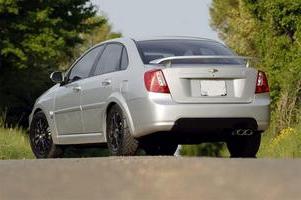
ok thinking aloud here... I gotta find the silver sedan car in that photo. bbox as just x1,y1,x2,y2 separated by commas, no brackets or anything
29,37,270,158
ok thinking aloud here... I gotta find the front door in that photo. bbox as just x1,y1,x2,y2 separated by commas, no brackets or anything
54,46,103,135
54,82,82,135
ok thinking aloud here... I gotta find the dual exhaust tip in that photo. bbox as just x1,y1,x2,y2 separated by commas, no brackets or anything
232,129,254,136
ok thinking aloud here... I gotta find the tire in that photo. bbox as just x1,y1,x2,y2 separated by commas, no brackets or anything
106,105,138,156
143,143,178,156
226,132,261,158
29,111,63,158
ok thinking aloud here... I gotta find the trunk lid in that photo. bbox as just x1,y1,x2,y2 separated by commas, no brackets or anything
160,64,257,104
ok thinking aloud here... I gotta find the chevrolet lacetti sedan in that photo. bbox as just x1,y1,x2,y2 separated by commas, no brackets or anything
29,37,270,158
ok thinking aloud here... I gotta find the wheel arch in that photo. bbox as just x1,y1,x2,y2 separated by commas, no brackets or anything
29,107,44,126
103,94,136,142
30,105,59,144
34,108,43,114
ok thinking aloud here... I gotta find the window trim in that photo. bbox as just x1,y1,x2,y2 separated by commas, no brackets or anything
132,39,146,65
62,44,106,85
90,42,129,77
120,46,129,71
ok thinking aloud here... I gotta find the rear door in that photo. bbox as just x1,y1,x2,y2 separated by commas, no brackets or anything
54,46,101,135
81,43,125,134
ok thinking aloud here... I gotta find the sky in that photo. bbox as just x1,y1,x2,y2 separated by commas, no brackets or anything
92,0,220,41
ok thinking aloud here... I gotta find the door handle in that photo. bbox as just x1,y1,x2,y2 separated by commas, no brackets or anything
101,79,111,87
72,86,81,92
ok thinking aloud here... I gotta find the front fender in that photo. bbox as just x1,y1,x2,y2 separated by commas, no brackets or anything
29,92,58,144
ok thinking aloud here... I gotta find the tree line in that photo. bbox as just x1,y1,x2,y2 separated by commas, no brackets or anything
181,0,300,156
0,0,120,126
210,0,300,133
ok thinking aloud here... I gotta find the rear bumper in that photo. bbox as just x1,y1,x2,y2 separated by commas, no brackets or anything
170,118,258,134
127,93,270,138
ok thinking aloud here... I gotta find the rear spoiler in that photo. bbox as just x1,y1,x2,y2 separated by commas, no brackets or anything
149,56,252,67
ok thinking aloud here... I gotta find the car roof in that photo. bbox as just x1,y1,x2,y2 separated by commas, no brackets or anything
133,36,219,43
103,36,220,44
91,36,225,52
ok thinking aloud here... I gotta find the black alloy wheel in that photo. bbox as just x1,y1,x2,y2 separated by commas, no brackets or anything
29,111,62,158
107,110,123,152
106,105,138,156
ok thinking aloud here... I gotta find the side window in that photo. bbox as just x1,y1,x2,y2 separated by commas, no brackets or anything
68,46,104,82
120,47,129,70
94,44,123,76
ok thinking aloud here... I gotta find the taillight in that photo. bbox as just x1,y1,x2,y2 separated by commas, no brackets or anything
144,69,170,93
256,70,269,93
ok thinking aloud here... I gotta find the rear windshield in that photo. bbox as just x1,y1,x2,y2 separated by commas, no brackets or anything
136,39,243,65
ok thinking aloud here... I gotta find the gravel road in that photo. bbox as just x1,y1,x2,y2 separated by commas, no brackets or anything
0,157,300,200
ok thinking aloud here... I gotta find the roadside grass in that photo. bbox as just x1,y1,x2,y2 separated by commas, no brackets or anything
258,123,301,158
0,127,34,160
0,125,109,159
0,114,110,159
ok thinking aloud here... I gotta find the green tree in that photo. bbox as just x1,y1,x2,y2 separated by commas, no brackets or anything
210,0,258,56
244,0,301,129
210,0,301,130
182,0,301,156
60,16,122,70
0,0,106,125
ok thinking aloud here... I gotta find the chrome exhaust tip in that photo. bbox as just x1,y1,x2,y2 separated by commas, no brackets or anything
232,129,254,136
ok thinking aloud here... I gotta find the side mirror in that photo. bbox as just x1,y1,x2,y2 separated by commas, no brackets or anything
50,71,64,84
